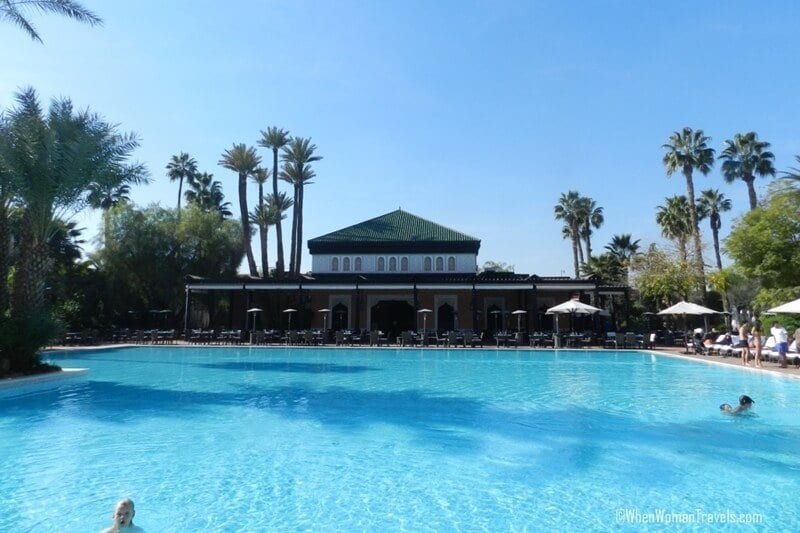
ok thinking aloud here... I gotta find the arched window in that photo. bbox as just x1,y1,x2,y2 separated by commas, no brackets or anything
448,256,456,271
435,256,444,271
354,257,362,271
401,257,409,271
343,257,351,271
331,257,339,272
389,257,397,271
378,257,385,271
424,257,432,271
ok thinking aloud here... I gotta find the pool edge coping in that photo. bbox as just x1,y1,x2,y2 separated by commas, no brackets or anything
0,367,89,390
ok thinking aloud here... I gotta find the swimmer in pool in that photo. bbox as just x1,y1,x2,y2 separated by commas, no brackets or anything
101,498,145,532
720,395,754,415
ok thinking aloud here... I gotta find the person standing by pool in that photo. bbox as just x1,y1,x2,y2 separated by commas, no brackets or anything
772,322,789,368
738,321,751,366
751,318,764,368
102,498,144,532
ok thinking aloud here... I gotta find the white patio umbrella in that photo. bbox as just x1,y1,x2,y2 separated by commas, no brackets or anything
283,308,297,330
511,309,527,332
545,299,603,339
247,307,262,332
657,300,720,333
767,298,800,314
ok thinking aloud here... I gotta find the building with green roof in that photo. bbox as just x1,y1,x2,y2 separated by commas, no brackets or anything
185,209,628,341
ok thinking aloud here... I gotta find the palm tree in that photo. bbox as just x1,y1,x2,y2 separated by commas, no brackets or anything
250,166,270,277
0,87,145,319
280,137,321,275
87,182,132,245
577,196,603,260
780,155,800,186
279,162,316,276
554,190,582,277
185,172,232,217
249,193,290,278
605,233,640,283
1,0,101,43
719,132,776,210
655,195,692,263
580,253,622,284
219,144,261,277
696,189,732,270
258,127,291,276
0,116,15,312
166,152,198,213
663,127,714,285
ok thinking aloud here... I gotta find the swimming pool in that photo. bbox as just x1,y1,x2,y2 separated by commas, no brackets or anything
1,347,798,530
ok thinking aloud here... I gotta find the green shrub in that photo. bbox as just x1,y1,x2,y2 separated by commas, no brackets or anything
0,312,62,376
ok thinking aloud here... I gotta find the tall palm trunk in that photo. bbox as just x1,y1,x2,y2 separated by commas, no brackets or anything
295,184,304,274
710,214,723,270
238,171,258,276
571,237,580,277
11,217,50,316
682,165,705,285
288,184,299,275
272,148,285,276
258,182,268,278
677,238,688,264
176,176,183,212
744,172,758,210
0,205,10,312
583,229,592,260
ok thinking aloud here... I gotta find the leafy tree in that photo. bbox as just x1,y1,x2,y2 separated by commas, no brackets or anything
696,188,731,270
480,261,515,273
96,203,243,322
554,190,582,277
1,0,101,43
663,127,714,286
630,244,698,308
719,132,775,211
258,126,291,276
281,137,321,275
655,195,692,263
184,172,232,217
725,189,800,294
166,152,198,212
219,143,261,277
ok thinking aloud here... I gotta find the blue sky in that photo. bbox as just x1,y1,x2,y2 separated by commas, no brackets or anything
2,0,799,276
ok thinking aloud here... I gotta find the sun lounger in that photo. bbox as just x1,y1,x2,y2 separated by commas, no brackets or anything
709,334,731,356
604,332,618,349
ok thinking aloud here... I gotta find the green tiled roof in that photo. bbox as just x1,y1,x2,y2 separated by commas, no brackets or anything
309,210,479,245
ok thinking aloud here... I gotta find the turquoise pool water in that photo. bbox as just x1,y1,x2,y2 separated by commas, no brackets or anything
1,347,798,531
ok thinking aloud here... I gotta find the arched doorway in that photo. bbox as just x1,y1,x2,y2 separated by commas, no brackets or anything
487,304,502,332
437,302,455,332
371,300,414,341
332,302,349,330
